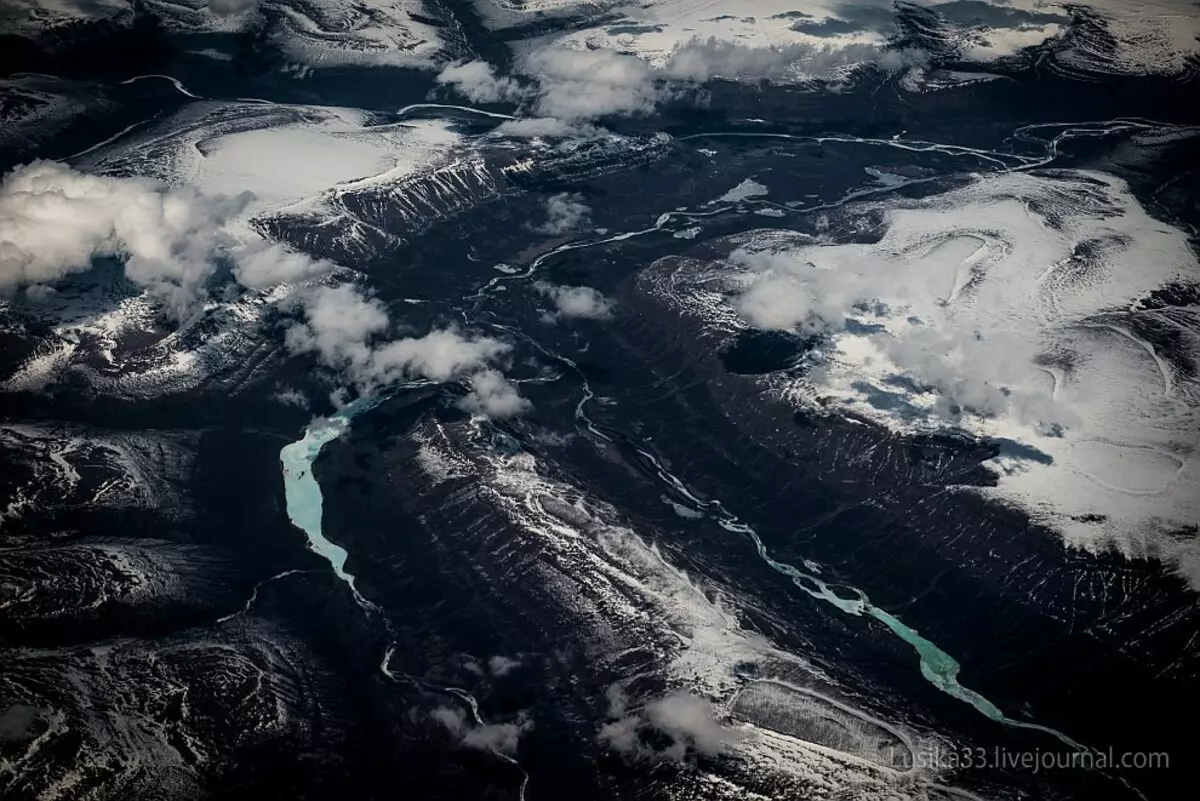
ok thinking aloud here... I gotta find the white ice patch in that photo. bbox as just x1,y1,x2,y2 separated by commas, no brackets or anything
754,208,786,218
81,102,462,242
678,169,1200,586
718,178,769,204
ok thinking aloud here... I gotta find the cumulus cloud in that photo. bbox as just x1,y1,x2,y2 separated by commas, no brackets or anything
273,387,308,408
604,682,628,717
663,36,883,82
596,715,642,755
1,160,248,318
728,247,861,332
458,369,531,418
643,692,733,759
533,192,591,236
23,284,56,301
487,655,521,676
0,160,334,318
534,281,613,321
875,47,933,74
207,0,258,15
516,38,824,122
732,270,821,332
430,706,531,756
597,688,739,762
369,328,512,384
520,47,665,121
437,50,664,122
283,283,390,378
492,117,599,139
233,242,337,289
285,283,519,401
434,60,526,104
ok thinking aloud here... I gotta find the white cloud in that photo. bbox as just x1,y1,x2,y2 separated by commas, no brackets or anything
663,36,884,82
604,683,628,717
871,324,1079,427
434,60,526,104
728,247,860,332
643,692,733,760
875,47,933,74
0,160,336,318
369,328,512,384
1,160,248,319
207,0,257,15
487,655,521,676
430,706,531,756
233,242,337,290
533,192,591,236
534,281,613,321
285,284,520,400
273,387,308,408
597,688,740,762
458,369,532,418
492,117,599,139
597,715,642,755
283,283,390,379
520,47,666,121
22,284,56,301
